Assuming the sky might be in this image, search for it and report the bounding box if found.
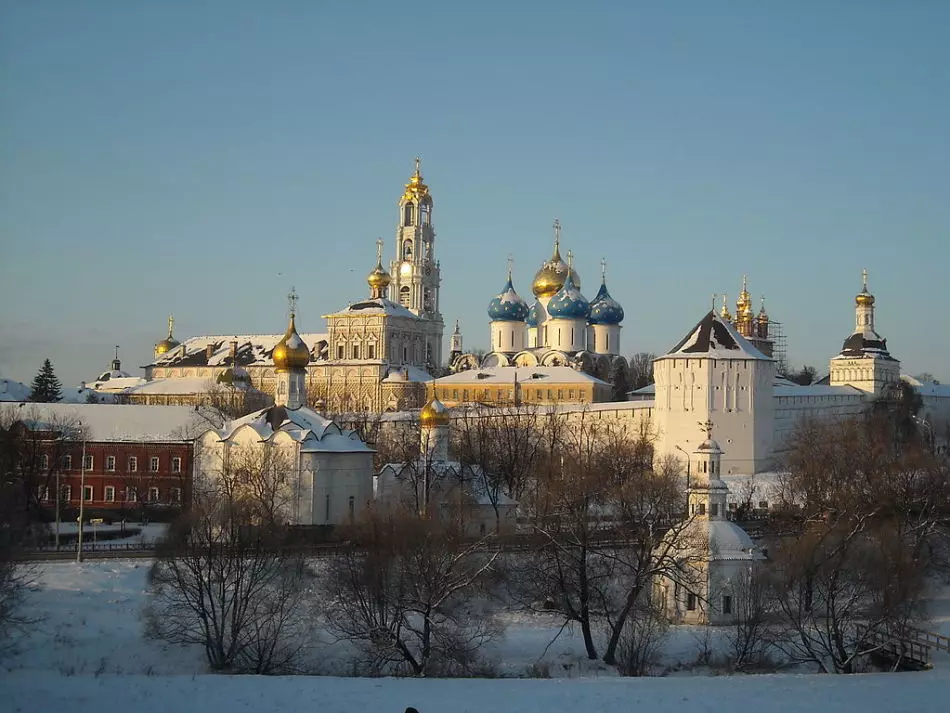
[1,0,948,388]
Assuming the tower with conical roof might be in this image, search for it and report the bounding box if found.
[272,288,311,410]
[389,158,444,368]
[829,270,900,396]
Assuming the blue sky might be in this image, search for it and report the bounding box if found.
[1,1,947,388]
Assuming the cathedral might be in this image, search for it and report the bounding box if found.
[447,219,629,398]
[132,160,445,412]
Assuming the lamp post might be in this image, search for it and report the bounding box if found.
[76,422,86,563]
[674,444,691,491]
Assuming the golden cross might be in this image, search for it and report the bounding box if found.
[862,267,868,290]
[698,419,714,439]
[167,315,175,337]
[288,286,298,317]
[553,218,561,248]
[376,238,384,263]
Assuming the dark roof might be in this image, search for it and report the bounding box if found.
[663,311,769,360]
[837,331,896,361]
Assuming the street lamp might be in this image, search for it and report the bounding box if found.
[674,444,691,491]
[76,421,86,563]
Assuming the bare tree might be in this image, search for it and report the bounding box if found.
[145,490,314,673]
[616,601,669,676]
[769,414,949,673]
[627,352,656,392]
[726,565,774,671]
[323,508,499,676]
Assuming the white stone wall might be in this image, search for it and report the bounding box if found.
[490,321,526,354]
[588,323,620,356]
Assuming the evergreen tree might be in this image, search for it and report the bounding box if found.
[28,359,63,403]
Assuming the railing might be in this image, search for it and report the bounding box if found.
[907,626,950,654]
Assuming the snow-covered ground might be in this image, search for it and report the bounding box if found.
[3,560,949,713]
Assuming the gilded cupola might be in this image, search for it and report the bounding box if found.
[757,296,770,324]
[154,315,181,357]
[736,275,753,318]
[367,239,392,298]
[419,395,451,427]
[401,157,431,204]
[855,268,875,307]
[272,289,311,372]
[532,219,580,298]
[719,295,733,322]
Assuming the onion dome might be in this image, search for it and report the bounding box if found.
[526,301,543,328]
[756,297,769,324]
[419,395,450,427]
[547,273,591,320]
[532,221,580,298]
[855,268,875,307]
[272,313,311,371]
[736,275,753,317]
[588,279,624,325]
[401,157,432,204]
[367,258,391,291]
[487,272,529,322]
[154,315,181,356]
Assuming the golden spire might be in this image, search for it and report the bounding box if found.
[736,275,753,318]
[719,294,733,321]
[273,287,310,371]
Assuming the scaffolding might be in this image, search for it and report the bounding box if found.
[769,320,788,375]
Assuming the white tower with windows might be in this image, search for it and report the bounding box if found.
[272,288,311,410]
[389,158,444,368]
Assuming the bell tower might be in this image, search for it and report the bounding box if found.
[389,157,444,368]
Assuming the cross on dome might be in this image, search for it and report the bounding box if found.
[699,419,714,439]
[600,257,607,283]
[862,267,869,290]
[167,315,175,337]
[553,218,561,249]
[507,253,514,280]
[288,286,298,318]
[376,238,384,262]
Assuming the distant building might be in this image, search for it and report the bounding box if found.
[432,365,612,407]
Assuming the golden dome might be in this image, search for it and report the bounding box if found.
[272,313,311,371]
[419,395,450,427]
[855,268,875,307]
[367,257,391,290]
[154,315,180,356]
[532,243,580,298]
[401,157,431,204]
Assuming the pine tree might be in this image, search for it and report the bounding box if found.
[28,359,63,403]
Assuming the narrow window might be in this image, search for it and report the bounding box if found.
[83,454,93,471]
[41,454,49,470]
[62,455,72,470]
[127,487,137,503]
[83,485,93,502]
[722,595,733,615]
[325,493,331,522]
[171,487,182,504]
[148,487,159,503]
[352,345,360,359]
[711,503,719,517]
[129,456,137,472]
[337,345,344,359]
[62,485,71,502]
[698,503,706,515]
[403,203,414,227]
[368,344,376,359]
[686,592,697,611]
[105,455,116,472]
[105,486,115,502]
[171,457,182,473]
[348,496,355,521]
[149,456,159,472]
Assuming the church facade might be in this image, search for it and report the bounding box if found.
[135,161,445,412]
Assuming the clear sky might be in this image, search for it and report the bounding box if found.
[1,0,947,388]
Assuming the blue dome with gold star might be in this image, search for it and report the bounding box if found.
[526,301,543,328]
[589,281,624,325]
[487,276,530,322]
[547,273,591,320]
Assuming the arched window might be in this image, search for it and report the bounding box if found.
[399,285,410,307]
[420,203,430,226]
[404,202,414,226]
[402,239,413,260]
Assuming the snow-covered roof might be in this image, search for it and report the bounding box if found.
[833,328,896,361]
[209,405,373,454]
[382,365,434,383]
[680,518,763,561]
[902,375,950,398]
[376,460,518,507]
[88,375,148,393]
[774,384,865,398]
[0,378,30,402]
[9,403,210,442]
[658,311,769,361]
[124,377,216,395]
[436,366,610,386]
[147,332,329,368]
[324,298,419,320]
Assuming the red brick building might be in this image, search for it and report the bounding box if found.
[10,403,210,518]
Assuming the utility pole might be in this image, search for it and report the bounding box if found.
[76,422,86,563]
